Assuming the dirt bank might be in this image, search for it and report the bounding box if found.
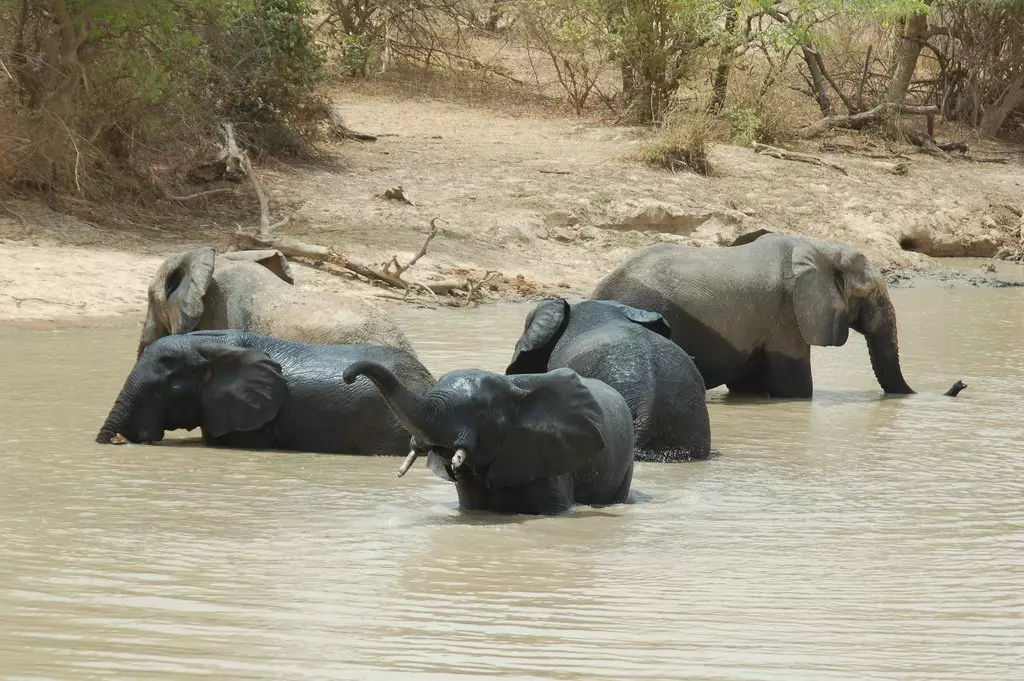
[2,91,1022,329]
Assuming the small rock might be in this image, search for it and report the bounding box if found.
[890,162,910,176]
[382,186,414,206]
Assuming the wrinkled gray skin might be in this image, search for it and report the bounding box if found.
[506,298,710,462]
[97,330,434,456]
[343,364,634,515]
[137,247,415,359]
[592,230,920,398]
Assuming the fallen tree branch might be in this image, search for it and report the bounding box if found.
[800,103,941,138]
[753,142,848,175]
[232,225,463,296]
[383,218,441,277]
[464,270,499,306]
[219,123,288,234]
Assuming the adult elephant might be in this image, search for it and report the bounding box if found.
[505,298,710,462]
[96,330,434,456]
[343,364,634,515]
[592,230,960,398]
[137,247,414,359]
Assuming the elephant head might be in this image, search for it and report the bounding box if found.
[729,229,968,397]
[343,363,605,487]
[96,335,287,444]
[505,298,672,375]
[137,248,293,358]
[782,235,913,394]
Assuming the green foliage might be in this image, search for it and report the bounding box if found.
[638,107,719,175]
[0,0,326,196]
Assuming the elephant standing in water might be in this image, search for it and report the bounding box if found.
[344,363,634,515]
[96,331,434,456]
[506,298,710,462]
[137,247,415,358]
[592,230,962,398]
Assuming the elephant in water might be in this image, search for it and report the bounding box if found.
[592,230,964,398]
[505,298,710,462]
[137,247,415,358]
[343,363,634,515]
[96,330,434,455]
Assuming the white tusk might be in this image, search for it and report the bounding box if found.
[396,450,420,478]
[451,448,467,469]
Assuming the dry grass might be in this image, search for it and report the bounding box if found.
[636,108,721,176]
[723,70,815,145]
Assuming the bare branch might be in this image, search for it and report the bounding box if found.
[753,142,848,175]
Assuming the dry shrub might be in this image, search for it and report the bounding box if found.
[722,70,814,145]
[637,107,721,175]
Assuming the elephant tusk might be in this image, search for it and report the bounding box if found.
[451,448,467,470]
[396,450,420,478]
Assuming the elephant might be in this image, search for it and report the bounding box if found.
[592,230,963,398]
[505,298,710,462]
[137,247,415,359]
[96,330,435,455]
[342,363,634,515]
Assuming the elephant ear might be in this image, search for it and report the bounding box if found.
[486,369,605,488]
[149,247,216,335]
[729,228,774,247]
[197,344,287,438]
[505,298,570,375]
[592,300,672,339]
[791,240,853,347]
[221,249,294,284]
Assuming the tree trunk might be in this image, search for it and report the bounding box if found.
[709,0,739,113]
[802,45,832,116]
[979,75,1024,137]
[885,5,932,105]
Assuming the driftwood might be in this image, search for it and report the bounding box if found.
[800,103,940,138]
[230,219,487,301]
[382,186,414,206]
[752,142,848,175]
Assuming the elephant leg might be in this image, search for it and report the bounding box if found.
[725,353,769,396]
[762,338,813,398]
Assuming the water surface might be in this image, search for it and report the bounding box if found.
[1,288,1022,680]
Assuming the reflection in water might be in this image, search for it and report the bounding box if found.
[1,289,1022,680]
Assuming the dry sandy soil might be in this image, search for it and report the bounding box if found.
[2,89,1023,329]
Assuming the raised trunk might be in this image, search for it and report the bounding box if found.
[860,295,914,395]
[343,361,441,443]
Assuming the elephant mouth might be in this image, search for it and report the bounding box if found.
[396,446,468,478]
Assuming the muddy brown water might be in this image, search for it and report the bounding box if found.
[1,287,1022,680]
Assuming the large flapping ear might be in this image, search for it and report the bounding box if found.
[791,239,853,347]
[486,369,605,488]
[591,300,672,339]
[149,247,216,334]
[221,249,294,284]
[505,298,571,375]
[729,228,774,247]
[196,343,287,438]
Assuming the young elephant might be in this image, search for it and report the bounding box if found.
[343,364,634,515]
[506,298,710,462]
[96,331,434,456]
[137,247,415,359]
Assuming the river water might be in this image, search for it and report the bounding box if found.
[1,287,1022,680]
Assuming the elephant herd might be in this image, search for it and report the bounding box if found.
[97,230,965,515]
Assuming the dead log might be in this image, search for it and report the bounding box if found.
[800,103,940,138]
[325,103,377,142]
[752,142,848,175]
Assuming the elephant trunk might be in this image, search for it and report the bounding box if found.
[343,361,442,443]
[860,293,914,395]
[96,374,141,443]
